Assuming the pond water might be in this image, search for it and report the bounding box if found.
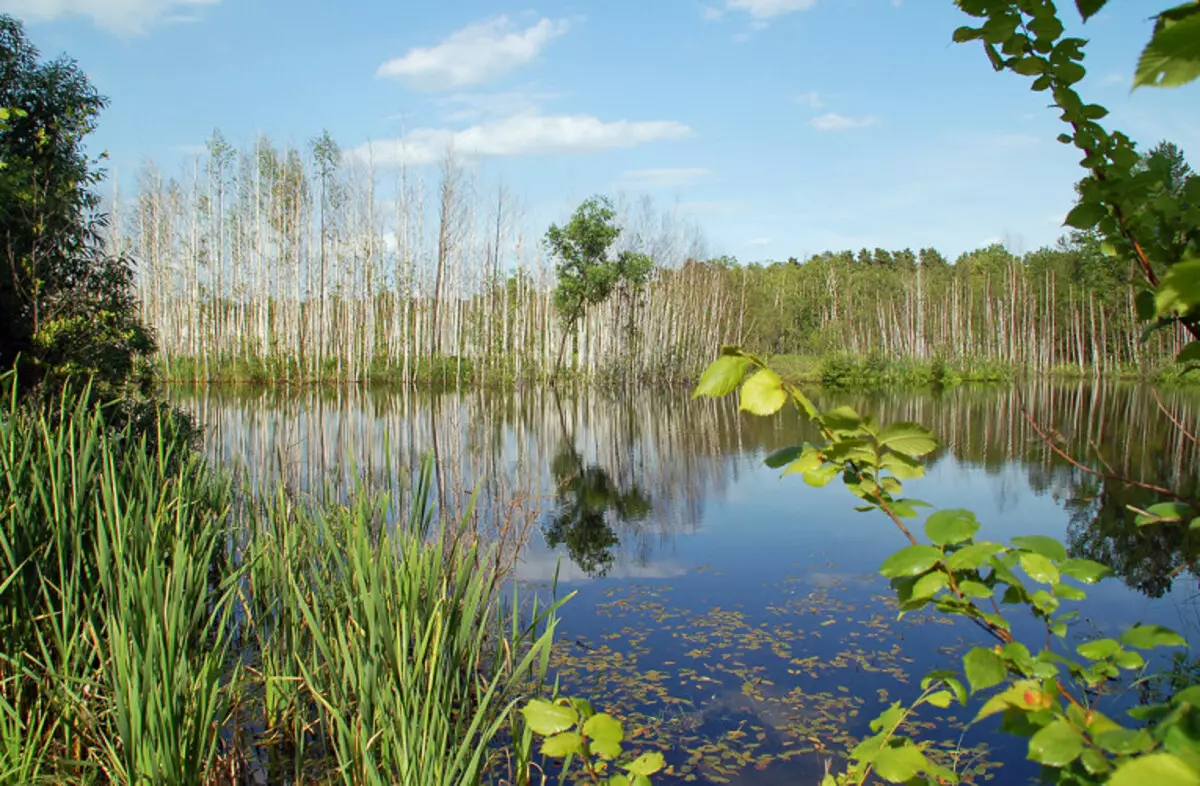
[171,382,1200,785]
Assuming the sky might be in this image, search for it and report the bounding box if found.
[4,0,1200,262]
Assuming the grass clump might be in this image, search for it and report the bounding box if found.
[0,371,567,784]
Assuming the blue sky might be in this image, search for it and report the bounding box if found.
[5,0,1200,261]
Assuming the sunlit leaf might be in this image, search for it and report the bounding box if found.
[622,751,667,776]
[946,542,1006,571]
[878,422,938,458]
[764,445,804,469]
[872,744,928,783]
[879,545,943,578]
[1120,623,1187,650]
[1019,552,1059,584]
[1133,501,1192,525]
[583,713,624,759]
[541,731,584,757]
[1076,638,1121,660]
[880,451,925,480]
[521,699,579,736]
[1058,558,1111,584]
[1110,753,1200,786]
[1155,260,1200,317]
[1010,535,1067,562]
[692,355,750,399]
[1134,6,1200,89]
[963,647,1006,693]
[924,509,979,546]
[1028,719,1084,767]
[739,369,787,416]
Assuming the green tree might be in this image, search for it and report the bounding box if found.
[0,15,155,405]
[544,196,653,375]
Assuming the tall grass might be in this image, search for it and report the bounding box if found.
[0,372,569,784]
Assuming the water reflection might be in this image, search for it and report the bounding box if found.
[169,381,1200,596]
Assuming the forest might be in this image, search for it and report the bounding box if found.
[120,135,1196,387]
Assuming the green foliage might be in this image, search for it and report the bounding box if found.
[0,15,159,407]
[544,196,654,372]
[518,696,666,785]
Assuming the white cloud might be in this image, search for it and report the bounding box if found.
[615,168,711,190]
[432,90,559,123]
[377,16,570,91]
[810,112,878,131]
[746,237,771,247]
[0,0,219,34]
[794,90,823,108]
[352,114,692,167]
[700,2,724,20]
[726,0,817,19]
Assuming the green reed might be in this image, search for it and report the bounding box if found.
[0,371,569,784]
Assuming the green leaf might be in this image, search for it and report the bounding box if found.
[1133,8,1200,89]
[947,542,1006,571]
[925,509,979,546]
[925,690,954,708]
[541,731,584,757]
[821,408,864,437]
[1134,501,1192,525]
[782,450,824,477]
[1080,748,1111,776]
[1019,552,1060,584]
[958,580,993,599]
[878,422,938,457]
[521,699,579,736]
[1048,579,1085,600]
[1064,200,1106,229]
[582,713,624,758]
[1177,341,1200,364]
[1074,0,1108,21]
[803,464,840,487]
[1028,719,1085,767]
[1011,535,1068,562]
[692,355,750,399]
[1156,260,1200,317]
[1121,623,1187,650]
[953,25,981,43]
[912,571,949,599]
[879,545,944,578]
[1114,649,1145,670]
[739,368,787,415]
[764,445,804,468]
[872,744,928,783]
[1097,729,1156,757]
[1058,558,1111,584]
[1076,638,1121,660]
[963,647,1006,693]
[880,451,925,480]
[1136,289,1158,321]
[622,752,667,776]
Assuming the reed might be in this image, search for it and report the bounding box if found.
[0,372,568,784]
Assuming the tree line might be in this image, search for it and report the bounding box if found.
[115,133,1196,385]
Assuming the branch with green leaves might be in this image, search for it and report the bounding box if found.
[692,347,1198,784]
[518,696,667,785]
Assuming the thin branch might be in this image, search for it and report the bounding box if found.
[1017,391,1189,503]
[1152,388,1200,447]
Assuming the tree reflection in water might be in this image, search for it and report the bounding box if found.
[541,443,653,578]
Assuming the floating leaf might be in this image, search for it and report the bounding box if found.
[622,751,667,777]
[521,699,578,736]
[692,355,750,399]
[1028,720,1084,767]
[879,546,943,578]
[740,369,787,415]
[925,509,979,546]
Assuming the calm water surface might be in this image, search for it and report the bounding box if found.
[171,382,1200,785]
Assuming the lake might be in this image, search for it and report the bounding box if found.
[170,381,1200,785]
